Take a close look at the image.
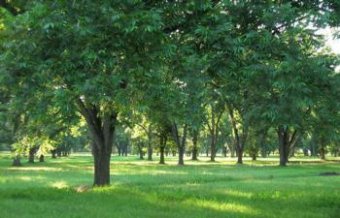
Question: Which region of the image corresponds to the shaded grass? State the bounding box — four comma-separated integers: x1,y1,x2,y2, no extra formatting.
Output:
0,153,339,218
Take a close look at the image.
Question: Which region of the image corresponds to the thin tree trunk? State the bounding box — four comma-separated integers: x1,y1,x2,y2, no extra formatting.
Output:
28,147,36,163
222,146,227,157
51,150,57,158
230,145,235,157
138,143,144,160
259,129,268,158
228,106,247,164
207,105,223,162
147,127,153,160
172,123,187,166
210,135,216,161
147,146,153,160
278,126,288,166
178,145,184,165
159,146,165,164
236,144,243,164
319,147,326,160
159,135,166,164
12,156,21,166
192,131,198,161
39,155,44,162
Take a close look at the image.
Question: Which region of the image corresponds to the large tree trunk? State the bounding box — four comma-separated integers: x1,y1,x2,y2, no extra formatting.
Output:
93,143,111,186
91,115,116,186
277,126,299,166
77,99,117,187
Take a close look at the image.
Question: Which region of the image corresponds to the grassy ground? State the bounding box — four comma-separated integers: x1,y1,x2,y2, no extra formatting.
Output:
0,153,339,218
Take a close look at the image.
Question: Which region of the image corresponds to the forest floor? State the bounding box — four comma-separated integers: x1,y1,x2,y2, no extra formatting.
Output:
0,153,339,218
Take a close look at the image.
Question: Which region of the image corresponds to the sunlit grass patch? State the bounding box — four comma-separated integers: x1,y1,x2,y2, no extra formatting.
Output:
185,198,258,215
51,181,69,189
0,152,339,218
7,166,64,172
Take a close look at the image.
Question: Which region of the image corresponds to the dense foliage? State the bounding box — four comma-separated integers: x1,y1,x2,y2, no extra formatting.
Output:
0,0,339,186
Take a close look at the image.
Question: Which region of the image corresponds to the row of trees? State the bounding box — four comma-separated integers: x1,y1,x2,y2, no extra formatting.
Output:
0,1,339,186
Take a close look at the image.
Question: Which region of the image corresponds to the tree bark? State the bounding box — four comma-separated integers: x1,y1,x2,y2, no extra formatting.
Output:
319,147,326,160
147,132,153,161
222,146,227,157
159,134,167,164
57,150,62,157
278,126,300,166
178,145,184,165
207,105,223,162
51,150,57,158
147,146,153,160
236,145,243,164
137,143,144,160
12,156,21,166
229,145,236,157
76,99,117,186
159,146,165,164
146,126,153,161
210,135,217,161
259,129,268,158
39,155,44,162
278,126,288,166
28,147,36,163
228,106,247,164
191,130,198,161
171,123,187,166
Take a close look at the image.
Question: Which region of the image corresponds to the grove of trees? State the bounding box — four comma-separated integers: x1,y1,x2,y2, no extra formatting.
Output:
0,0,339,186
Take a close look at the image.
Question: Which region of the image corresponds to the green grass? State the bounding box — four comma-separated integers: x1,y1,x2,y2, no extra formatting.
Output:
0,153,339,218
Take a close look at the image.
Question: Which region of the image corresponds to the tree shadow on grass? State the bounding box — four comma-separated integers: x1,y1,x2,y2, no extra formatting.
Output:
0,186,260,218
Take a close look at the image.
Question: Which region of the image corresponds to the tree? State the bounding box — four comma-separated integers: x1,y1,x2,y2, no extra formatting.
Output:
1,1,165,186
